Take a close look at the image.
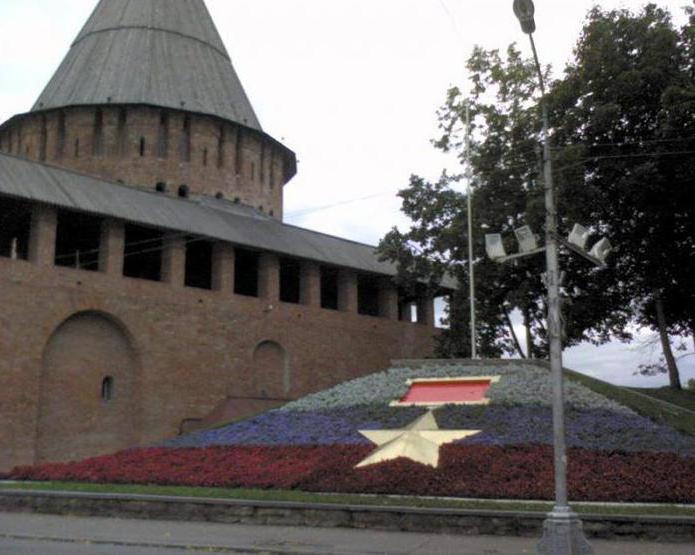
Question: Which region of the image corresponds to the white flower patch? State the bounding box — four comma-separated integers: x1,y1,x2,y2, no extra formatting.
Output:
280,363,634,415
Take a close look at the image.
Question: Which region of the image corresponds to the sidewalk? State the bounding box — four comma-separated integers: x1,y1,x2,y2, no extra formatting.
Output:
1,512,692,554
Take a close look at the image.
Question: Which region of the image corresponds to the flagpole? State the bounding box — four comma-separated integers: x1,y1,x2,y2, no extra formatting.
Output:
465,102,477,358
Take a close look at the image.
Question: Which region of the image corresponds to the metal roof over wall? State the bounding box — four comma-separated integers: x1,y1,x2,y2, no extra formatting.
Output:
32,0,261,131
0,153,456,289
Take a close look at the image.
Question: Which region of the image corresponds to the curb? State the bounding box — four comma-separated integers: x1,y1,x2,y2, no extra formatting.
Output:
1,490,694,543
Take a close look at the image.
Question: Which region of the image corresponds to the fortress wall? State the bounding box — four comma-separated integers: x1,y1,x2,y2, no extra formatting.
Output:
0,203,436,471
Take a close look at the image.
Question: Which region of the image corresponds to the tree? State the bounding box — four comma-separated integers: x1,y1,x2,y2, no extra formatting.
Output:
550,3,695,389
379,3,694,387
379,44,630,360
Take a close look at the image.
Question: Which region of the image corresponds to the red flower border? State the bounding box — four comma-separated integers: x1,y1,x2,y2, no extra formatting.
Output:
8,444,695,503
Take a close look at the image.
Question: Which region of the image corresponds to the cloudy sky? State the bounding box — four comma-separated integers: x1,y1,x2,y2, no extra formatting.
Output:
1,0,693,386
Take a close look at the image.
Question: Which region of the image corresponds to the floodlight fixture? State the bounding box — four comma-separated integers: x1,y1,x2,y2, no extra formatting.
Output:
514,225,538,253
567,223,590,251
485,233,506,260
589,238,612,266
513,0,536,34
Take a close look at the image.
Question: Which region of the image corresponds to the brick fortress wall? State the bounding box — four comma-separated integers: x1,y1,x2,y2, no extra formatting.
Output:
0,106,294,219
0,203,437,472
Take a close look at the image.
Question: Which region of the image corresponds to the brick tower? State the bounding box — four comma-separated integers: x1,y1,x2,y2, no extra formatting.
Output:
0,0,295,218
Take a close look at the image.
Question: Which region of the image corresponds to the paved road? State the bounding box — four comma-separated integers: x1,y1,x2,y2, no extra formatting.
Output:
0,513,692,554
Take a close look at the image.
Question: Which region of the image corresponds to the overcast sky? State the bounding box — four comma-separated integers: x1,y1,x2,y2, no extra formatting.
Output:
1,0,693,386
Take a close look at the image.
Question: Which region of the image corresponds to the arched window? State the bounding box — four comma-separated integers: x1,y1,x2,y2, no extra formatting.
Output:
178,185,190,198
252,341,290,398
101,376,114,401
155,182,167,193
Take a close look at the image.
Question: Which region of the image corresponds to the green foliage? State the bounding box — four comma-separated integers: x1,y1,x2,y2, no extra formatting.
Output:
379,3,694,370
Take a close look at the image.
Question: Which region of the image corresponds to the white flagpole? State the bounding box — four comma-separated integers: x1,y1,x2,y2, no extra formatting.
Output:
465,102,477,358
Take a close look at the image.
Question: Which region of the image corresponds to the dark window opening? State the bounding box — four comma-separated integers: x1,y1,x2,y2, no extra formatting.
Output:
269,210,274,217
101,376,114,402
320,266,339,310
235,127,243,174
56,111,66,159
357,274,381,317
0,196,31,260
54,210,102,271
217,124,226,168
93,108,104,156
139,137,146,157
279,258,301,304
234,248,259,297
155,182,167,193
260,143,266,184
202,148,208,166
74,138,80,158
269,150,276,189
181,116,191,162
399,301,416,322
39,115,47,161
250,162,256,182
185,238,213,290
16,125,23,155
157,111,169,158
178,185,190,198
398,289,418,322
123,224,163,281
215,192,224,199
117,108,127,157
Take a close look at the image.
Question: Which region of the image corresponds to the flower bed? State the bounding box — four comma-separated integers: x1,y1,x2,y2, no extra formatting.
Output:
8,445,695,503
9,362,695,503
280,363,633,413
162,404,695,455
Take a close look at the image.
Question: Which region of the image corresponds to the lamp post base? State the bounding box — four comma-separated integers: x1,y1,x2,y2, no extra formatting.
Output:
536,507,593,555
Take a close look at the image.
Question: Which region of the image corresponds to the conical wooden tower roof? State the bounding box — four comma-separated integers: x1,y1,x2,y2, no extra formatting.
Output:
32,0,261,131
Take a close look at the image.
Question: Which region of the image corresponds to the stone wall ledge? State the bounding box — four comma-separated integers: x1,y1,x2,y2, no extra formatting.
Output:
0,489,693,543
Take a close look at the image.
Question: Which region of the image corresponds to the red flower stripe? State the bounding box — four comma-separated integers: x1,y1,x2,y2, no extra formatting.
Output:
8,445,695,503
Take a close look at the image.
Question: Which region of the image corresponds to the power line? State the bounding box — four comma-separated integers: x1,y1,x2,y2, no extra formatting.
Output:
284,191,397,219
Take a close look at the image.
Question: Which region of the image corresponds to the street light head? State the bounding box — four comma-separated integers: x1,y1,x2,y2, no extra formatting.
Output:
513,0,537,34
568,223,590,251
514,225,539,253
589,238,612,266
485,233,507,260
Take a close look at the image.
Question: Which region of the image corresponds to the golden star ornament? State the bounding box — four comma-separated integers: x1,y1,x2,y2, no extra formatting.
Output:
355,410,480,468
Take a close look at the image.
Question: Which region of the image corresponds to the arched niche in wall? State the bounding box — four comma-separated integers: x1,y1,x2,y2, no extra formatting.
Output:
252,340,289,399
36,311,139,464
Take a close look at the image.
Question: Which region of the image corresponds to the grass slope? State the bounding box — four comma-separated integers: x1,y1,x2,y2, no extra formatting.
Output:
564,368,695,436
629,387,695,413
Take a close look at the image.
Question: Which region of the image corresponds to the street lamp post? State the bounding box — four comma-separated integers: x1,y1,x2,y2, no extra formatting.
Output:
512,1,593,553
